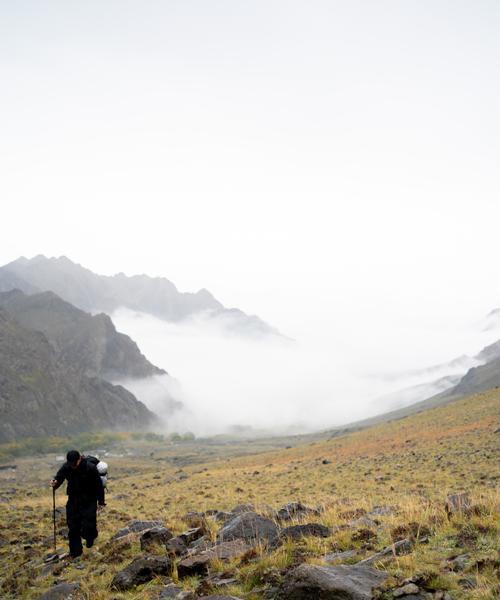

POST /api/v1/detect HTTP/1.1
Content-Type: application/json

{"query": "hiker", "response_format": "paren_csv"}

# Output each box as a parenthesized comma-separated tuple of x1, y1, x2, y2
(50, 449, 106, 558)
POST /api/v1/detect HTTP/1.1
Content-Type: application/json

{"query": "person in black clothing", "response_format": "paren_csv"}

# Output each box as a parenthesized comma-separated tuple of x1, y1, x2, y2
(50, 449, 106, 558)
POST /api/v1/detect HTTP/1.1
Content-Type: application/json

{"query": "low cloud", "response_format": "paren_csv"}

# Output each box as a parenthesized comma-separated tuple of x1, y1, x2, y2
(111, 307, 500, 437)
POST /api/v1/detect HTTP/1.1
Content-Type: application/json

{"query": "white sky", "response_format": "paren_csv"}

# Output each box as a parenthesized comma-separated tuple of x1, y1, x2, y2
(1, 1, 500, 401)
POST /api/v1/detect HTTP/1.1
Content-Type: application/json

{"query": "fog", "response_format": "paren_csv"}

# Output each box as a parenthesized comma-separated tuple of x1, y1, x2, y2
(112, 306, 500, 437)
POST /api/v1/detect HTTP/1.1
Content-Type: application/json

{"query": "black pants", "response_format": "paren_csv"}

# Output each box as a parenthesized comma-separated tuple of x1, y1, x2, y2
(66, 496, 98, 557)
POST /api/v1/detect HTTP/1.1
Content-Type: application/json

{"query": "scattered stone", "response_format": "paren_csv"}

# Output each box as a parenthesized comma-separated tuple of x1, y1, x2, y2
(140, 526, 174, 551)
(275, 502, 320, 522)
(279, 523, 331, 542)
(394, 583, 420, 596)
(112, 519, 163, 540)
(36, 583, 82, 600)
(166, 536, 188, 557)
(111, 555, 172, 590)
(278, 563, 388, 599)
(178, 539, 250, 578)
(446, 553, 469, 572)
(445, 492, 471, 518)
(198, 596, 244, 600)
(179, 527, 206, 545)
(217, 511, 279, 546)
(159, 585, 197, 599)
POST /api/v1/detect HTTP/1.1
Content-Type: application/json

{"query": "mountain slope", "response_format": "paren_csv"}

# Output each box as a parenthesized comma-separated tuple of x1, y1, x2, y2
(0, 308, 156, 442)
(0, 255, 281, 338)
(0, 289, 166, 381)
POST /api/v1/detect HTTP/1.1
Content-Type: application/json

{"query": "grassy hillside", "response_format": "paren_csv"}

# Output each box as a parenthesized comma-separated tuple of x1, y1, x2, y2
(0, 389, 498, 599)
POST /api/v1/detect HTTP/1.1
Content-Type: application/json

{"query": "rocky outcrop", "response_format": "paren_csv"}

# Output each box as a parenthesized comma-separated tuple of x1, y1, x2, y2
(0, 255, 283, 338)
(216, 511, 279, 547)
(278, 564, 388, 600)
(0, 289, 165, 380)
(0, 308, 156, 442)
(111, 555, 172, 590)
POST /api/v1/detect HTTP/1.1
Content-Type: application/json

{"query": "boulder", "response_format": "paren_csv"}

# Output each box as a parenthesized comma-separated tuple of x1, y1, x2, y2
(177, 539, 250, 578)
(113, 519, 164, 540)
(278, 564, 388, 599)
(36, 584, 82, 600)
(111, 555, 172, 590)
(217, 511, 279, 546)
(279, 523, 331, 542)
(140, 526, 174, 551)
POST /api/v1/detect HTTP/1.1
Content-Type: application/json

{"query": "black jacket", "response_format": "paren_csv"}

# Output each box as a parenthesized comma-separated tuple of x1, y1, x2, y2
(54, 458, 105, 505)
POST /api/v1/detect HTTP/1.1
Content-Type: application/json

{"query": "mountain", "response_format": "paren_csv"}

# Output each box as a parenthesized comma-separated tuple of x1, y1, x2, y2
(0, 308, 156, 442)
(0, 289, 166, 381)
(0, 255, 281, 338)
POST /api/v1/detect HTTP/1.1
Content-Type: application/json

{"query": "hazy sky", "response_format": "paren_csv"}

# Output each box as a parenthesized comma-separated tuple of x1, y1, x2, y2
(2, 1, 500, 382)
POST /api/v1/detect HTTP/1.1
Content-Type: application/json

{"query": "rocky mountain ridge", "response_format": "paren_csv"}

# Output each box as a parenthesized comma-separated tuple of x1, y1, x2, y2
(0, 307, 156, 442)
(0, 255, 282, 338)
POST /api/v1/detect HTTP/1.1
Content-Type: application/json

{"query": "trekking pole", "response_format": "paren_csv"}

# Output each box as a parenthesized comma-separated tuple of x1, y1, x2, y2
(52, 487, 57, 553)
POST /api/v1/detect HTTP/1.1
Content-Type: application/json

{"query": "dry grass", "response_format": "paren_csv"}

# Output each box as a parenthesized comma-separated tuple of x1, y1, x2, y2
(0, 389, 498, 599)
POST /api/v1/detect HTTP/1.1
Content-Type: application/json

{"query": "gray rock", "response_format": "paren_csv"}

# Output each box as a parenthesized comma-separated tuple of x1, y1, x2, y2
(394, 583, 420, 596)
(36, 583, 81, 600)
(278, 564, 388, 599)
(159, 585, 197, 599)
(275, 502, 320, 521)
(279, 523, 331, 542)
(177, 540, 250, 578)
(166, 536, 188, 556)
(217, 511, 279, 546)
(140, 526, 174, 551)
(111, 555, 172, 590)
(113, 519, 163, 540)
(199, 596, 244, 600)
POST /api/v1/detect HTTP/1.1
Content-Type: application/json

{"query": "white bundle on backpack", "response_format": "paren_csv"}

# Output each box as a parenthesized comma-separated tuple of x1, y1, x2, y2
(96, 461, 108, 488)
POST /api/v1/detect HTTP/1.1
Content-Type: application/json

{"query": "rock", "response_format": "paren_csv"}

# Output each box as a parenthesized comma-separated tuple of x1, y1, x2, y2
(178, 539, 250, 578)
(446, 553, 469, 572)
(275, 502, 320, 522)
(357, 539, 413, 565)
(36, 583, 82, 599)
(159, 585, 197, 599)
(166, 536, 188, 557)
(183, 511, 209, 529)
(445, 492, 471, 518)
(179, 527, 206, 544)
(217, 511, 279, 546)
(279, 523, 331, 542)
(140, 526, 174, 551)
(278, 564, 388, 599)
(199, 596, 244, 600)
(111, 555, 172, 590)
(112, 519, 163, 540)
(394, 583, 420, 596)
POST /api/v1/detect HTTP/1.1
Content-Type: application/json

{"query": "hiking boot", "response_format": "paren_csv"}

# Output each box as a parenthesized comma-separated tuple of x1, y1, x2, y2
(85, 538, 94, 548)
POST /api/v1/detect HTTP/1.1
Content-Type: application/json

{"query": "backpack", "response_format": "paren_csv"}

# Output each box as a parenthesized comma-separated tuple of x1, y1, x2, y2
(84, 455, 108, 488)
